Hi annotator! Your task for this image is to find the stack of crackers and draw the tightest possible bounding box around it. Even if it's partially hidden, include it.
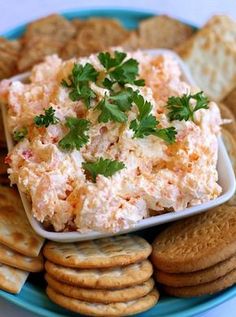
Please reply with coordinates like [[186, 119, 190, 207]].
[[151, 205, 236, 297], [43, 235, 159, 316], [0, 187, 44, 294]]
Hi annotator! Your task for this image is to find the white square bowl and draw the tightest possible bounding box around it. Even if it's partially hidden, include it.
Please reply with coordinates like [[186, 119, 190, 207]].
[[1, 49, 235, 242]]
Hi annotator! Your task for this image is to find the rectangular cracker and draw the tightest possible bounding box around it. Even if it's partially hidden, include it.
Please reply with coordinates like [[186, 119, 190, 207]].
[[0, 262, 29, 294], [0, 243, 43, 272], [177, 15, 236, 101], [0, 187, 44, 257], [139, 15, 194, 49]]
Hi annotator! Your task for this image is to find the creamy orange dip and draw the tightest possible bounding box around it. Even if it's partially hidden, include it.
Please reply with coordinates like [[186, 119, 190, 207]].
[[0, 51, 222, 232]]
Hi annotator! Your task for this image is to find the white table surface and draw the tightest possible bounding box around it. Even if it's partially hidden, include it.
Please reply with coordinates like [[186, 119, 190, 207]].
[[0, 1, 236, 316]]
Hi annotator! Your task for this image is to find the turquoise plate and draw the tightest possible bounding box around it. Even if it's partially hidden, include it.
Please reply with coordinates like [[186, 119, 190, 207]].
[[1, 8, 235, 317]]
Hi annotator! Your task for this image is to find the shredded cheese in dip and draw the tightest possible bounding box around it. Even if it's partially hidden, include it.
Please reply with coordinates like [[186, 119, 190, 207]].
[[0, 51, 222, 232]]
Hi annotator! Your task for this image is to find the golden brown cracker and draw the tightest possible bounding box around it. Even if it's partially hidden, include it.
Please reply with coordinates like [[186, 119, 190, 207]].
[[18, 14, 76, 71], [0, 243, 43, 272], [151, 205, 236, 273], [154, 253, 236, 287], [0, 37, 21, 79], [45, 273, 155, 304], [139, 15, 194, 49], [0, 262, 28, 294], [0, 187, 44, 257], [45, 260, 153, 289], [177, 15, 236, 101], [44, 235, 152, 269], [46, 286, 159, 316], [163, 268, 236, 297], [61, 18, 129, 59]]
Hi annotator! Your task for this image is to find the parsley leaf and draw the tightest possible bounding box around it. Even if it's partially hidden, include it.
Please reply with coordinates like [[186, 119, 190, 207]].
[[109, 58, 139, 85], [153, 127, 177, 144], [130, 93, 176, 143], [166, 91, 209, 121], [58, 117, 90, 151], [13, 127, 28, 142], [98, 51, 126, 70], [61, 63, 98, 108], [98, 51, 145, 88], [82, 157, 125, 182], [96, 88, 134, 123], [34, 107, 59, 128], [96, 97, 127, 123], [130, 114, 158, 138]]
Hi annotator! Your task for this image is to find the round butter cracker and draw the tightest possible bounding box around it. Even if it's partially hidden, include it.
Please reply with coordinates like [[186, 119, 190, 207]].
[[44, 235, 152, 269], [45, 259, 153, 289], [45, 273, 155, 304], [46, 286, 159, 316]]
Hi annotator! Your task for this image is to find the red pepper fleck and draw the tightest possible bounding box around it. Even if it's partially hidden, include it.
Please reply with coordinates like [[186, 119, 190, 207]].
[[22, 150, 33, 159], [4, 154, 12, 165]]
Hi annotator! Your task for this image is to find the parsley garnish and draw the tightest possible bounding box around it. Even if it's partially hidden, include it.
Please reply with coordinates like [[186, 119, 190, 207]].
[[96, 88, 134, 123], [166, 91, 209, 121], [34, 107, 59, 128], [13, 127, 28, 142], [98, 51, 145, 88], [61, 63, 99, 108], [58, 117, 90, 151], [130, 93, 176, 143], [82, 157, 125, 182]]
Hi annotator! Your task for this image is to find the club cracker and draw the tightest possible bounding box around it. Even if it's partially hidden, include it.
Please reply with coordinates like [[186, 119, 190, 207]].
[[46, 286, 159, 316], [45, 260, 153, 289], [45, 273, 155, 304], [44, 235, 152, 269]]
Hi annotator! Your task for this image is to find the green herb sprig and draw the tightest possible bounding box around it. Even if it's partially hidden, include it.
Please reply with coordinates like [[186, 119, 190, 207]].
[[58, 117, 90, 151], [34, 107, 59, 128], [13, 127, 28, 142], [166, 91, 209, 122], [82, 157, 125, 182], [98, 51, 145, 89], [96, 88, 134, 123], [130, 93, 176, 143], [61, 63, 99, 108]]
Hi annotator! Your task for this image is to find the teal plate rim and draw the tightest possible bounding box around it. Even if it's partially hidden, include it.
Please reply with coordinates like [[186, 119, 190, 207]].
[[1, 7, 235, 317]]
